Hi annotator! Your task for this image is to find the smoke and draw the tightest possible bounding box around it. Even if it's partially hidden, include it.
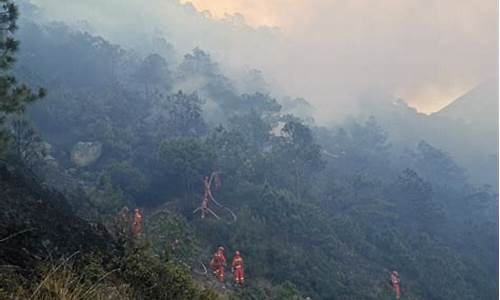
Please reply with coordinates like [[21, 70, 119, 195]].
[[27, 0, 498, 124]]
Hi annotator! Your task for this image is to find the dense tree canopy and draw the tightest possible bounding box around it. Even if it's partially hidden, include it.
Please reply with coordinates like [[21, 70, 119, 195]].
[[0, 7, 497, 300]]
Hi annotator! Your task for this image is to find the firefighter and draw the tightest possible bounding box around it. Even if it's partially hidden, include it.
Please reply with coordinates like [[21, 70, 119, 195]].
[[119, 206, 130, 222], [390, 270, 401, 300], [117, 206, 130, 235], [231, 250, 244, 287], [132, 208, 143, 236], [210, 246, 226, 284]]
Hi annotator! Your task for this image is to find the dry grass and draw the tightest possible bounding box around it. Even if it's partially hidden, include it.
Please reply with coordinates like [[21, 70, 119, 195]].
[[12, 256, 134, 300]]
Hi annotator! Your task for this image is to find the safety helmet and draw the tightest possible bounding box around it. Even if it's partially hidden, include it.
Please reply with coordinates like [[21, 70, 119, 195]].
[[392, 271, 398, 276], [134, 208, 139, 212], [218, 246, 224, 252], [235, 250, 240, 256]]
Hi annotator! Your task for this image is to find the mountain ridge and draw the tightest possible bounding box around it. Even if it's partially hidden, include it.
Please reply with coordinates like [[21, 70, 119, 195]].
[[433, 78, 499, 125]]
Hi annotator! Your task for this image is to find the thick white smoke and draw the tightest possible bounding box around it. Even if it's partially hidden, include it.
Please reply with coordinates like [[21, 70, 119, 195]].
[[28, 0, 498, 124]]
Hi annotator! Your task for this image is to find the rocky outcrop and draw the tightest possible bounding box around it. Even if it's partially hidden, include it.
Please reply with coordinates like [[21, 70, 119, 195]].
[[70, 141, 102, 167]]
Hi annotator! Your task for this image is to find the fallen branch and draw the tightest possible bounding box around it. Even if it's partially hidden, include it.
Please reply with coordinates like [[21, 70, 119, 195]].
[[0, 228, 34, 242]]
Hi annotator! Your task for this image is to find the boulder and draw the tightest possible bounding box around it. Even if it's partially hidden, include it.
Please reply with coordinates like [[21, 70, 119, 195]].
[[71, 141, 102, 167]]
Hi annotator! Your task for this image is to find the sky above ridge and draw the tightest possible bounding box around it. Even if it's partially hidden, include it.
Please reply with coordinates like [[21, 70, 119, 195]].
[[181, 0, 498, 114], [32, 0, 499, 120]]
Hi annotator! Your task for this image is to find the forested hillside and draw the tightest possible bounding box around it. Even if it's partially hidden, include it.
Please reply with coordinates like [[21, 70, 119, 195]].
[[353, 84, 498, 190], [0, 2, 498, 299]]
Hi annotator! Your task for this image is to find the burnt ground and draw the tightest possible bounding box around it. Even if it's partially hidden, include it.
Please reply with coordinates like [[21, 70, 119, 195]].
[[0, 162, 117, 290]]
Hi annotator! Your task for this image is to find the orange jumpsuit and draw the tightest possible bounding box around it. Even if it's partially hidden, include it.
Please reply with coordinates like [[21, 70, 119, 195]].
[[210, 249, 226, 283], [391, 272, 401, 300], [132, 209, 143, 236], [232, 253, 244, 286]]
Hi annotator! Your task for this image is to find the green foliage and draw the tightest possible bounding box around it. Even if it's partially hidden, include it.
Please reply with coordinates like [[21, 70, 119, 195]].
[[27, 263, 131, 300], [206, 125, 266, 186], [88, 177, 130, 215], [0, 0, 44, 155], [179, 48, 219, 78], [103, 160, 149, 199], [228, 110, 273, 150], [237, 93, 281, 117], [120, 243, 217, 300], [177, 48, 240, 117], [407, 140, 468, 186], [230, 280, 305, 300], [161, 91, 206, 137], [6, 117, 45, 165], [6, 9, 497, 300], [389, 169, 444, 234], [159, 137, 216, 194], [134, 53, 173, 96], [146, 210, 201, 264], [269, 119, 324, 198], [318, 116, 392, 178], [6, 247, 216, 300]]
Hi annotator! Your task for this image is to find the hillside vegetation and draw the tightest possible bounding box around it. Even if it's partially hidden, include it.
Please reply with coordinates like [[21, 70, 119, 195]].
[[0, 2, 498, 299]]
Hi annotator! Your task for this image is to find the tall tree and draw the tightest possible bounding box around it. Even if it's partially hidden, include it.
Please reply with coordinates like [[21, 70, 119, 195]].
[[158, 137, 215, 196], [390, 169, 444, 234], [134, 53, 172, 99], [0, 0, 44, 154], [270, 119, 324, 198], [407, 140, 467, 187], [7, 117, 43, 165]]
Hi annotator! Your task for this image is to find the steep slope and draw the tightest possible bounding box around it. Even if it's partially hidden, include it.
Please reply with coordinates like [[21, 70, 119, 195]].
[[433, 78, 498, 126], [355, 82, 498, 189], [0, 162, 220, 299], [0, 162, 118, 297], [429, 80, 498, 188], [6, 10, 497, 299], [0, 162, 115, 269]]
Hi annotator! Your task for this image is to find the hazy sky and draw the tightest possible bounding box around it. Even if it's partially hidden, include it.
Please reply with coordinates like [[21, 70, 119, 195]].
[[30, 0, 498, 122], [181, 0, 498, 112]]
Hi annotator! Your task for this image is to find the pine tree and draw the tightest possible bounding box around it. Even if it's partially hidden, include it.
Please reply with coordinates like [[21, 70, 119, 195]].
[[0, 0, 45, 155]]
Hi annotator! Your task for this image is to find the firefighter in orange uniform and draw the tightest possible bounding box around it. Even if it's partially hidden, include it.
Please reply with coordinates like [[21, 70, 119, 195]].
[[210, 246, 227, 284], [390, 270, 401, 299], [232, 250, 244, 287], [132, 208, 143, 236]]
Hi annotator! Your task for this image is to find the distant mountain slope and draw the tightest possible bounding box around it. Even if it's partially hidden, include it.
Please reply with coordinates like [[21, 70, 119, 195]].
[[355, 81, 498, 189], [429, 79, 498, 188], [433, 78, 498, 126]]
